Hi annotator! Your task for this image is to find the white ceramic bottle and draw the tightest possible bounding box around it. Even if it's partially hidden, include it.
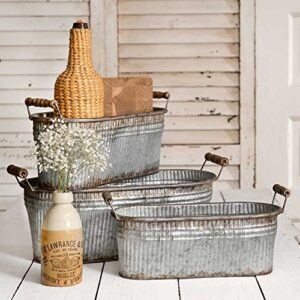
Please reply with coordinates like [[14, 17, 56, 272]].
[[41, 192, 83, 287]]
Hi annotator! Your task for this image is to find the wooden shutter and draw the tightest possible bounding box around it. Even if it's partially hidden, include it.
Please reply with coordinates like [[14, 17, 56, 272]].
[[0, 0, 90, 196], [0, 0, 256, 196], [118, 0, 240, 189]]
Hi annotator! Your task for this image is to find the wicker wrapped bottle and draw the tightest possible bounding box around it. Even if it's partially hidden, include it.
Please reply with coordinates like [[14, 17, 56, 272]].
[[54, 20, 104, 118]]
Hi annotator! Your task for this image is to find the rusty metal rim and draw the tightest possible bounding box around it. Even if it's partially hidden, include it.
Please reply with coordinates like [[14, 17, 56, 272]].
[[118, 268, 273, 280], [29, 107, 167, 123], [112, 202, 283, 222], [55, 168, 159, 191], [19, 170, 217, 193], [99, 170, 217, 192]]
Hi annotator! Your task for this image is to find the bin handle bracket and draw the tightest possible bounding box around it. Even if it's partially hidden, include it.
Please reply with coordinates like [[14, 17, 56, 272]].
[[272, 184, 291, 212], [102, 191, 120, 220], [25, 97, 62, 120], [7, 165, 34, 192], [200, 152, 229, 179], [153, 91, 170, 110]]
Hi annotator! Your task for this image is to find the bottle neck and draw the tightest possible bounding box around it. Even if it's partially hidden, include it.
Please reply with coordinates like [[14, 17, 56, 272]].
[[67, 28, 93, 69], [52, 191, 73, 204]]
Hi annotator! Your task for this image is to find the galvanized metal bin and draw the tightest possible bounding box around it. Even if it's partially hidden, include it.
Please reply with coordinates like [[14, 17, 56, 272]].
[[104, 184, 291, 279], [7, 153, 228, 263], [24, 92, 169, 190]]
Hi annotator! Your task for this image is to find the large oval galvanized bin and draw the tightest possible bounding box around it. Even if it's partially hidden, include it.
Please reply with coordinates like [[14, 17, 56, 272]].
[[104, 184, 291, 279], [25, 94, 168, 190], [7, 153, 228, 263]]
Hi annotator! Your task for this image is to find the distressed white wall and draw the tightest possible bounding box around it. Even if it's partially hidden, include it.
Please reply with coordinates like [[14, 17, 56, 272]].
[[0, 0, 90, 196], [0, 0, 241, 197], [118, 0, 240, 188]]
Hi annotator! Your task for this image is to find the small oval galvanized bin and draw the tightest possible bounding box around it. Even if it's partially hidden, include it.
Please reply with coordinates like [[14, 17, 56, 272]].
[[104, 184, 291, 279], [7, 153, 228, 263], [24, 92, 169, 190]]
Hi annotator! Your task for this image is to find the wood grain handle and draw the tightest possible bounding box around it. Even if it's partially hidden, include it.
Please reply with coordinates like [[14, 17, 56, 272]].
[[25, 97, 57, 108], [153, 91, 170, 99], [273, 184, 291, 197], [7, 165, 28, 178], [204, 153, 229, 167], [25, 97, 61, 119]]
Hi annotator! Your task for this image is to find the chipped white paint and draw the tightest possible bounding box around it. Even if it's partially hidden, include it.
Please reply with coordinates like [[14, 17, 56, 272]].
[[118, 0, 241, 189], [125, 72, 239, 88], [240, 0, 255, 188]]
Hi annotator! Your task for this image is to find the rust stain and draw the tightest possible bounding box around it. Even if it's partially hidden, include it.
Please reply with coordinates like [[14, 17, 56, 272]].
[[119, 268, 273, 280]]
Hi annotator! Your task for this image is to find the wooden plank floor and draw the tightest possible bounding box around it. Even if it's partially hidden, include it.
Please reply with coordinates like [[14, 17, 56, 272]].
[[1, 189, 300, 300]]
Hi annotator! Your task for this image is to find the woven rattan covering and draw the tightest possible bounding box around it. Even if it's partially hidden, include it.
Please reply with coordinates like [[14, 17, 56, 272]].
[[54, 24, 104, 119]]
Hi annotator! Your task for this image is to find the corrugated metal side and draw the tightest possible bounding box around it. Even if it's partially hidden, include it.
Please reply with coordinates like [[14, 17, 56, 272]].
[[116, 203, 279, 279], [23, 169, 215, 262], [33, 109, 166, 189]]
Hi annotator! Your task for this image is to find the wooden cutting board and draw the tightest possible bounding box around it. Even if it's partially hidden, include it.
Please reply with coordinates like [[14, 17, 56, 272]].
[[103, 77, 153, 117]]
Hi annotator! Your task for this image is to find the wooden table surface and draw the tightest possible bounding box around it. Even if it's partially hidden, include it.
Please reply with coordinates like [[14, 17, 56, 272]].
[[1, 189, 300, 300]]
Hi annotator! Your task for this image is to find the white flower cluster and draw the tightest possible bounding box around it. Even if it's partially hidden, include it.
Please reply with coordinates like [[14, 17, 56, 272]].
[[31, 118, 109, 192]]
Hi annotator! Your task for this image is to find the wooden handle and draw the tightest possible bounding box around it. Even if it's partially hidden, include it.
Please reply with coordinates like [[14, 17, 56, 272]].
[[102, 191, 113, 206], [273, 184, 291, 197], [153, 91, 170, 99], [7, 165, 28, 178], [25, 97, 61, 120], [25, 97, 57, 109], [204, 153, 229, 167]]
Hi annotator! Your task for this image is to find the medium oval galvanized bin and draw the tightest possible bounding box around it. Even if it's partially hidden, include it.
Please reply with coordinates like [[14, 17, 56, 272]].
[[7, 153, 228, 264], [24, 92, 169, 190], [104, 184, 291, 279]]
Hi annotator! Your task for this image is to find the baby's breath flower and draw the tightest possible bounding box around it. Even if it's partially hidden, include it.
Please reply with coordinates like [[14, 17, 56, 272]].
[[27, 118, 109, 192]]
